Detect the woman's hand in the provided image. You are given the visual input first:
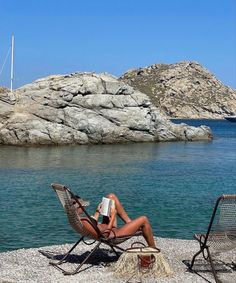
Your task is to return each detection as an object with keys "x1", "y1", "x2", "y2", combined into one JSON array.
[
  {"x1": 96, "y1": 202, "x2": 102, "y2": 213},
  {"x1": 92, "y1": 202, "x2": 102, "y2": 221}
]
